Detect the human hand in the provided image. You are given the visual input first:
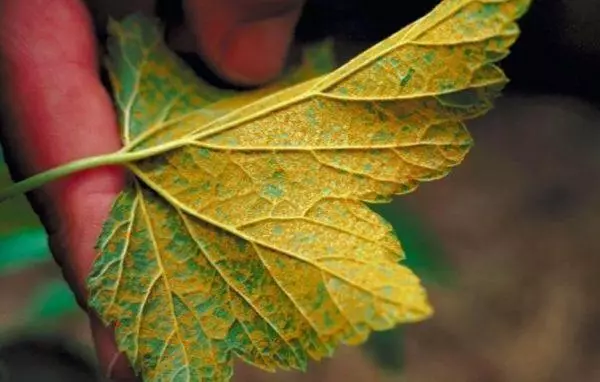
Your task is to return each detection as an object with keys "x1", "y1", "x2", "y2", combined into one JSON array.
[{"x1": 0, "y1": 0, "x2": 303, "y2": 379}]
